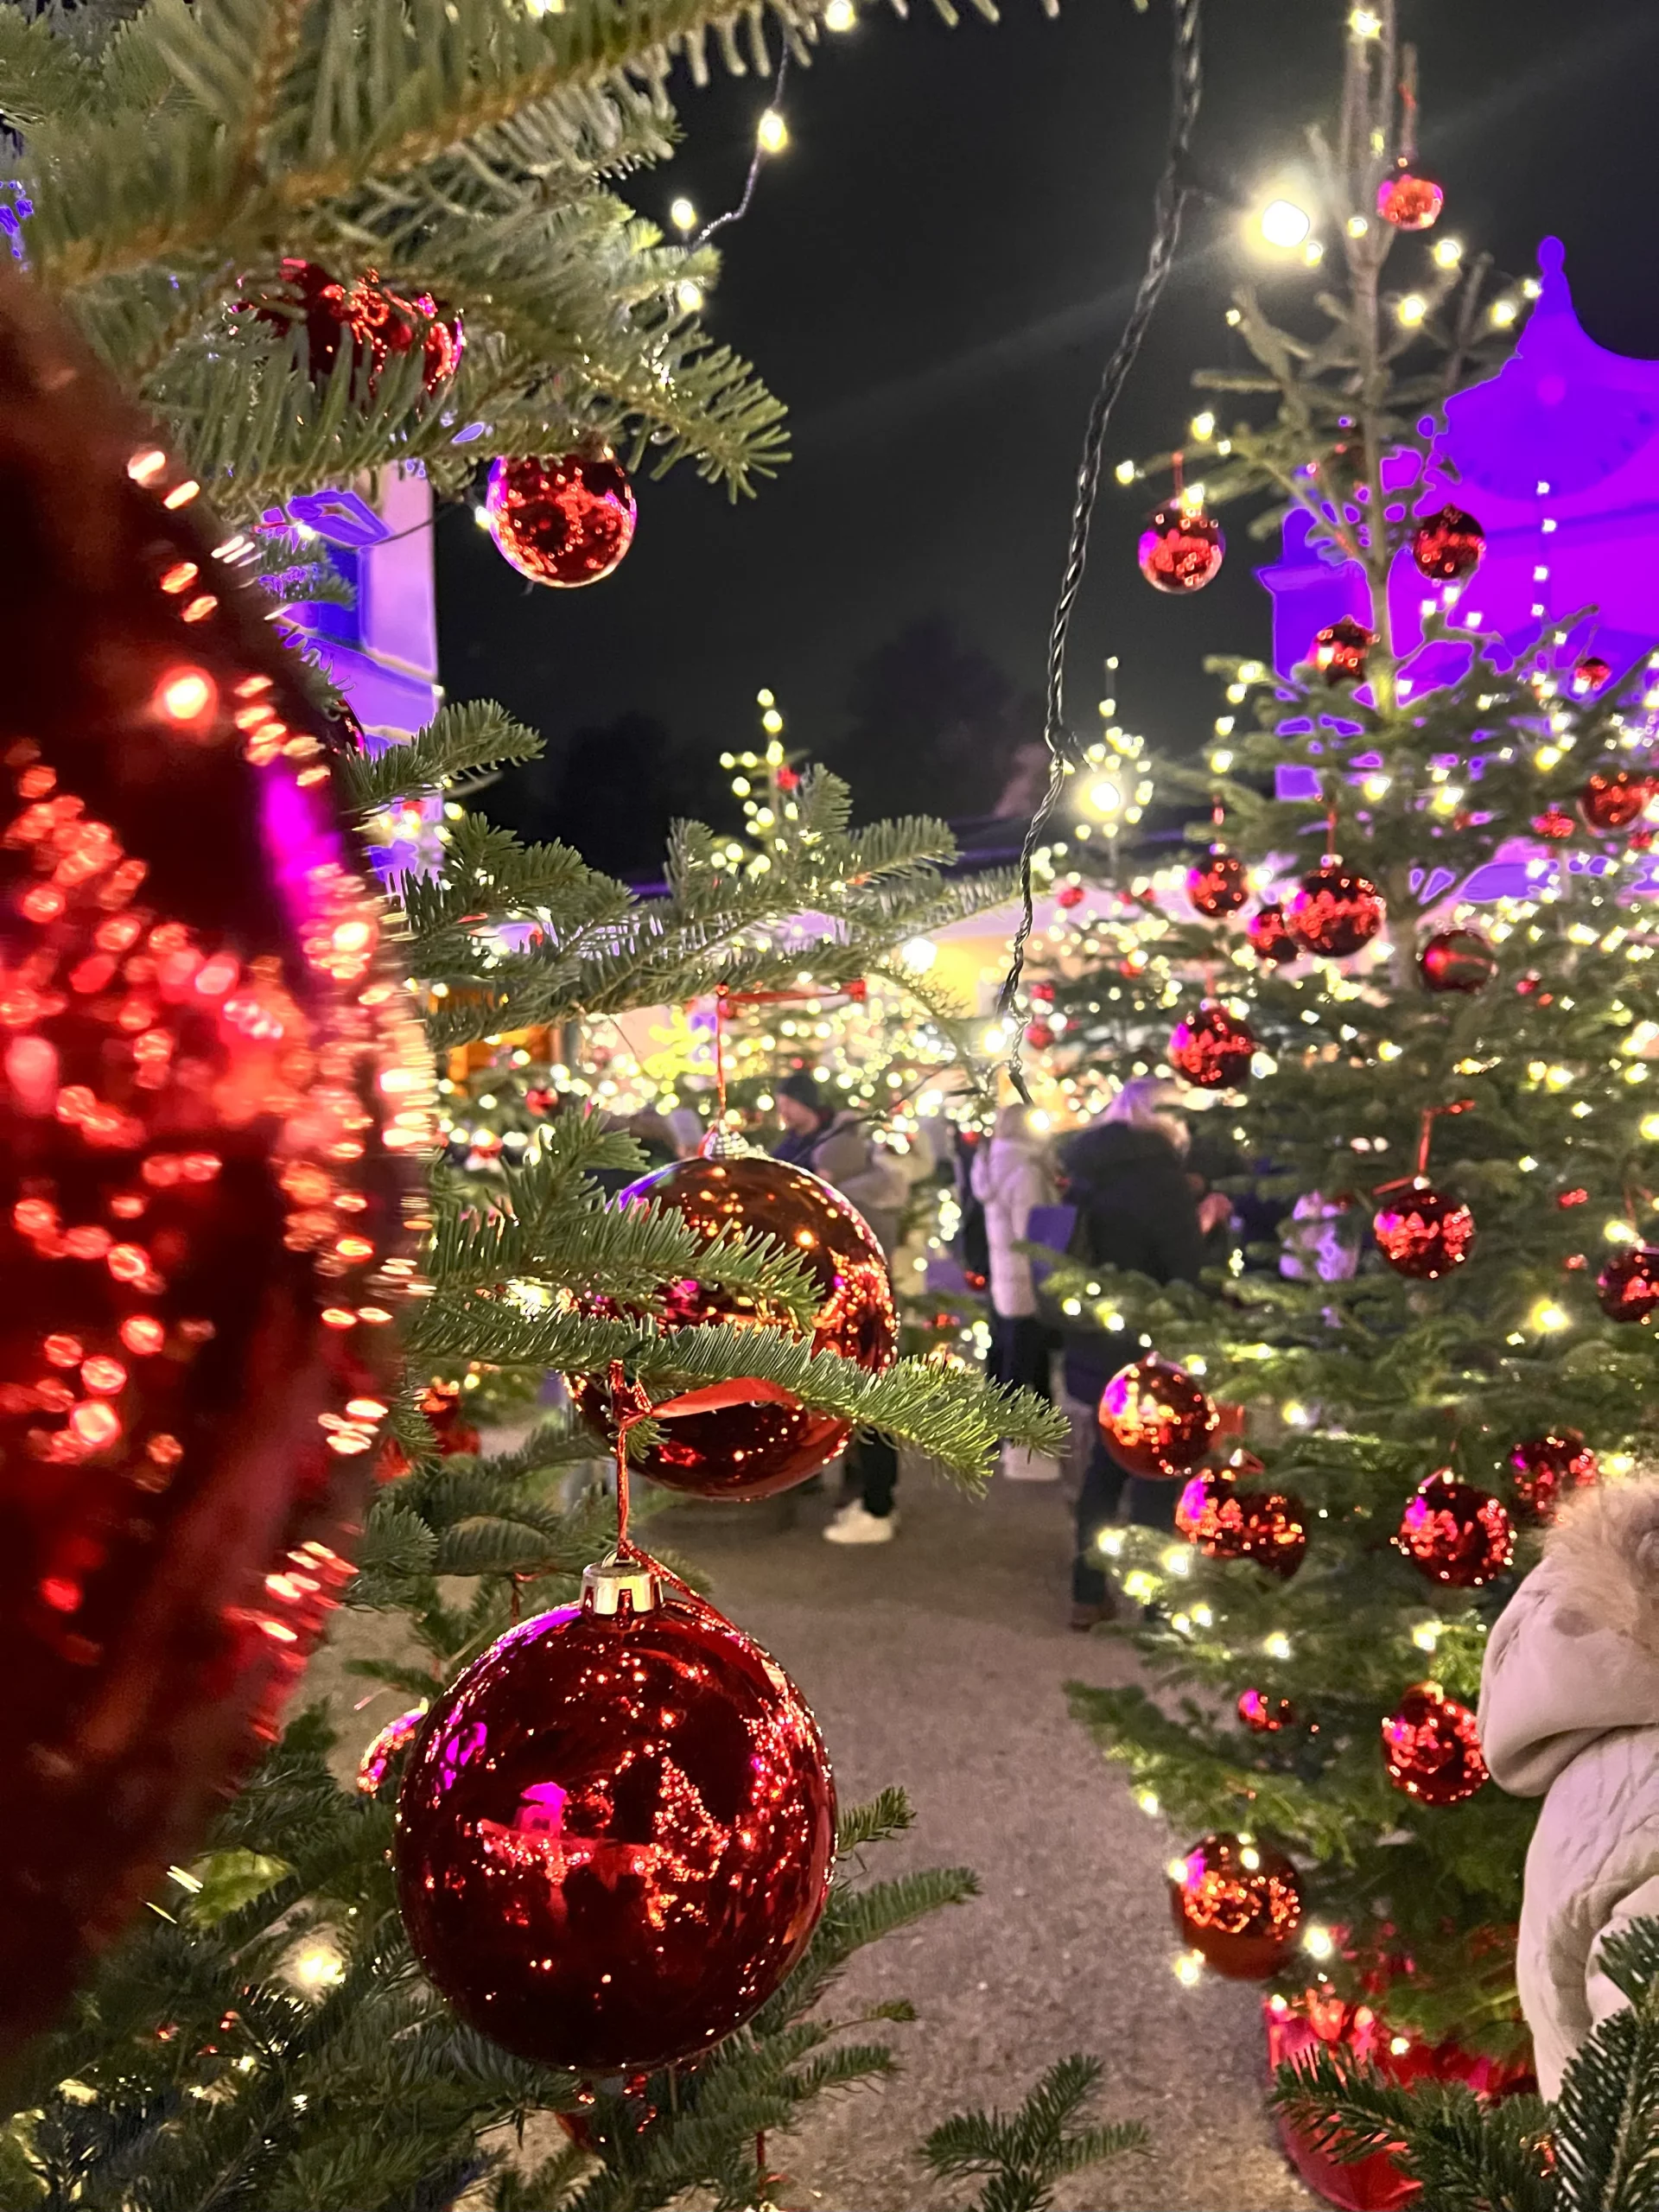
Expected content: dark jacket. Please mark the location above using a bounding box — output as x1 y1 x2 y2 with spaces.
1057 1121 1205 1394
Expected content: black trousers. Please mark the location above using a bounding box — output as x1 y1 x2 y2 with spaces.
988 1311 1052 1396
1072 1428 1178 1604
847 1428 899 1518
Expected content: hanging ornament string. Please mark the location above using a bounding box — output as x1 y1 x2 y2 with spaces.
694 51 790 250
1375 1099 1476 1194
607 1370 804 1580
996 0 1205 1100
710 979 866 1122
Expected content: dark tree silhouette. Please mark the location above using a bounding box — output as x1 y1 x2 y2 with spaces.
831 617 1043 823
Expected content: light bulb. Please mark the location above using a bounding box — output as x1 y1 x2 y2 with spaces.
1491 298 1519 328
1349 6 1382 34
675 277 702 312
757 108 788 154
1529 1298 1570 1333
1433 236 1463 267
1258 198 1313 251
670 195 697 232
1396 294 1427 327
824 0 856 26
899 936 938 973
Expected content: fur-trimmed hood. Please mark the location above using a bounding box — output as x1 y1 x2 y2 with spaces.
1480 1480 1659 1796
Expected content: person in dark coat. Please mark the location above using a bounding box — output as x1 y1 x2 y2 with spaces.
1058 1077 1206 1628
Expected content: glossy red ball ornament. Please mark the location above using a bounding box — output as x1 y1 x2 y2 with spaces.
0 264 432 2062
1099 1357 1217 1478
259 258 463 395
396 1564 836 2074
1186 850 1249 918
1395 1471 1515 1588
1176 1467 1248 1554
1376 162 1445 232
1409 505 1484 582
420 1376 481 1457
1532 806 1576 841
1508 1430 1599 1522
1138 504 1224 594
1169 1003 1256 1090
1373 1182 1476 1281
1056 882 1086 910
486 454 637 588
1311 617 1375 685
357 1705 429 1798
1418 929 1497 995
1287 865 1384 959
571 1153 895 1498
1597 1245 1659 1323
1572 654 1613 696
1025 1020 1057 1049
1248 903 1300 966
1381 1684 1488 1806
1169 1832 1303 1980
1580 767 1655 833
1238 1490 1310 1580
1238 1689 1298 1735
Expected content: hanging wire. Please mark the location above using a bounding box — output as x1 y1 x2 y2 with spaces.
996 0 1205 1103
695 53 791 251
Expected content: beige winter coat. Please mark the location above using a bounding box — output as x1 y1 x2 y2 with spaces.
1478 1481 1659 2097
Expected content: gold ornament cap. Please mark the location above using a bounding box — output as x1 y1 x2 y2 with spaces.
581 1554 659 1617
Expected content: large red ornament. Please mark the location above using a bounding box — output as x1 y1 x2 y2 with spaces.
1186 850 1249 918
396 1562 836 2074
1311 618 1375 685
0 264 432 2062
1376 162 1445 232
1099 1357 1217 1478
1410 506 1484 582
1170 1832 1303 1980
1239 1490 1310 1580
486 454 637 588
1580 767 1655 833
1175 1467 1306 1578
1418 929 1496 995
1395 1471 1515 1588
1138 504 1224 594
1572 653 1613 696
1508 1430 1599 1522
1287 865 1383 959
1597 1245 1659 1323
1248 903 1300 967
1168 1002 1256 1090
1372 1182 1476 1280
570 1153 895 1498
1381 1684 1488 1806
258 258 463 396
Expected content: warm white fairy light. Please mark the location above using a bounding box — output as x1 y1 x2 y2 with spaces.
1258 198 1313 251
757 108 789 153
670 195 697 232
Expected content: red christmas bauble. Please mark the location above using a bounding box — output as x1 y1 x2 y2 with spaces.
1238 1490 1310 1580
1410 506 1484 582
1373 1182 1476 1280
1138 504 1224 594
1376 162 1445 232
1395 1471 1515 1588
1597 1245 1659 1323
1238 1689 1298 1735
1572 654 1613 696
1169 1832 1303 1980
486 454 637 588
1248 903 1300 966
1029 979 1056 1003
1056 882 1086 910
1099 1357 1217 1478
357 1705 429 1798
1186 850 1249 918
1532 807 1575 841
420 1376 481 1457
1169 1003 1256 1090
396 1568 836 2073
1025 1019 1057 1049
0 266 431 2061
1287 865 1384 959
1381 1684 1488 1806
1311 617 1375 685
259 258 463 396
1509 1430 1599 1521
1580 767 1655 833
1176 1467 1248 1554
1418 929 1496 995
571 1154 895 1498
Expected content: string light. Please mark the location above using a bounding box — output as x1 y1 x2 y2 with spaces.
670 196 697 232
757 109 788 154
824 0 857 26
1257 198 1313 251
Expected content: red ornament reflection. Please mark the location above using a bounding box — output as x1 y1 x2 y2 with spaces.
1381 1683 1488 1806
486 454 637 588
1248 903 1300 967
1395 1471 1514 1587
1597 1245 1659 1323
1372 1183 1476 1280
1287 865 1383 959
259 258 463 395
1376 163 1444 232
1409 505 1484 582
1186 850 1249 918
1168 1002 1257 1090
1170 1831 1303 1980
1099 1356 1217 1478
357 1704 429 1796
1310 618 1375 684
1580 768 1655 833
1508 1430 1598 1522
1138 505 1224 594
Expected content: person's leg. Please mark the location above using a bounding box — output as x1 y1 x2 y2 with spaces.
1127 1473 1179 1532
1008 1315 1052 1395
856 1430 899 1516
1073 1432 1128 1604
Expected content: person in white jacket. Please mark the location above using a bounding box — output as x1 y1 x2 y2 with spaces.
969 1103 1061 1482
1478 1478 1659 2097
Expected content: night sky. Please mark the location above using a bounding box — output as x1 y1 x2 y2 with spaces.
440 0 1659 874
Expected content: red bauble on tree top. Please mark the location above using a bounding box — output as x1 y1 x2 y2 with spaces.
1287 864 1383 959
396 1560 836 2074
1410 505 1484 582
1580 766 1655 833
1509 1430 1599 1521
1418 929 1496 994
1186 849 1249 918
486 454 637 588
570 1152 895 1499
1597 1244 1659 1323
1381 1684 1488 1806
1138 502 1224 594
1395 1471 1515 1588
0 261 433 2063
1311 617 1375 684
1169 1832 1303 1980
1248 903 1300 966
1373 1181 1477 1280
1572 653 1613 696
1099 1357 1217 1478
258 258 463 396
1376 160 1445 232
1169 1002 1256 1090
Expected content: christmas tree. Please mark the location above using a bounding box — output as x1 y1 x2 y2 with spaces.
0 2 1101 2204
1058 0 1658 2097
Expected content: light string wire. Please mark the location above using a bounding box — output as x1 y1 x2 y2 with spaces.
695 52 791 251
996 0 1205 1102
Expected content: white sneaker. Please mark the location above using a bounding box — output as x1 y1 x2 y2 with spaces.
823 1502 898 1544
1000 1444 1062 1483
